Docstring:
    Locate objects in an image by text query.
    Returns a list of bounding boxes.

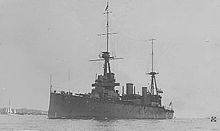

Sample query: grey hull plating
[48,93,174,119]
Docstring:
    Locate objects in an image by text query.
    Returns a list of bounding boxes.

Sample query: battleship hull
[48,93,174,119]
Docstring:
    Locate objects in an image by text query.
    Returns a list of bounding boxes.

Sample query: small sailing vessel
[6,100,16,115]
[6,100,13,114]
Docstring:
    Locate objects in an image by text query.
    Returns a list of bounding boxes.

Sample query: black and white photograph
[0,0,219,130]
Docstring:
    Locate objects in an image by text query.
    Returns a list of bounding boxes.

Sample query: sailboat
[6,100,16,115]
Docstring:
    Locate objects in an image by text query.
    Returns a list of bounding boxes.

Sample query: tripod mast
[90,2,122,77]
[148,39,158,95]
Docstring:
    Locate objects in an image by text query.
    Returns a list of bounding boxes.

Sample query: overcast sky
[0,0,220,118]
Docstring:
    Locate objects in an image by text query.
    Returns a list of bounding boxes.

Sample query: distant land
[0,107,47,115]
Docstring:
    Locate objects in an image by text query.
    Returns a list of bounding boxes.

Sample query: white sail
[7,99,15,114]
[9,107,12,114]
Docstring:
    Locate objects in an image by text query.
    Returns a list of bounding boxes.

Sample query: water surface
[0,115,219,131]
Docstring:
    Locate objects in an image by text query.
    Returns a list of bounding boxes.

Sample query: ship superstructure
[48,2,174,119]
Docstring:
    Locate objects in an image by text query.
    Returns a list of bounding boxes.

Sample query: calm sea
[0,115,219,131]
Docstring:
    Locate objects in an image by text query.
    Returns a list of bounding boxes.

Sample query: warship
[48,2,174,119]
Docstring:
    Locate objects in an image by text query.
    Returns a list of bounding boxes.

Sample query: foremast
[90,2,121,99]
[103,2,112,76]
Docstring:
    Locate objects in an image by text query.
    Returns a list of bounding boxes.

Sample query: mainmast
[148,39,159,95]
